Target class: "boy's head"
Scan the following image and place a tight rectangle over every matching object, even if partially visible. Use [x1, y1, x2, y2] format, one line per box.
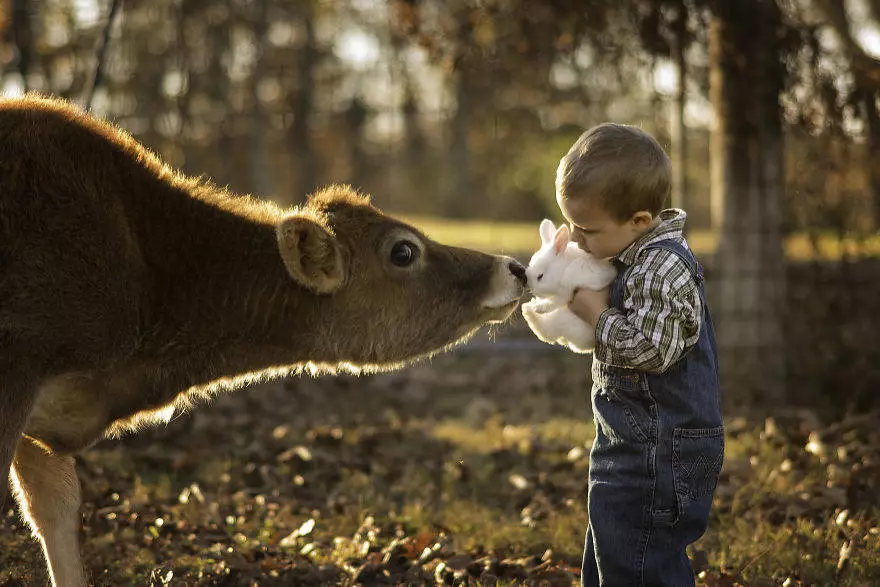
[555, 123, 671, 259]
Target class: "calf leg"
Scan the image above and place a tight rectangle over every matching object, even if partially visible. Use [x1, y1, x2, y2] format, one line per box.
[26, 373, 111, 454]
[1, 369, 39, 507]
[11, 436, 87, 587]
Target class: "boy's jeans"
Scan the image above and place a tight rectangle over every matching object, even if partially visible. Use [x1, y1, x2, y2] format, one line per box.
[581, 365, 725, 586]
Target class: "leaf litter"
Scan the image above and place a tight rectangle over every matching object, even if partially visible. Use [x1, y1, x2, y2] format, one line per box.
[0, 347, 878, 585]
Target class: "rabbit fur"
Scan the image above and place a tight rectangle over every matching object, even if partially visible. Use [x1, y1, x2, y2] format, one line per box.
[521, 219, 617, 353]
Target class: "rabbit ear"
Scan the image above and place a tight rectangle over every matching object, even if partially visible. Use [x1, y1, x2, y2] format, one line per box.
[553, 225, 570, 254]
[539, 219, 556, 244]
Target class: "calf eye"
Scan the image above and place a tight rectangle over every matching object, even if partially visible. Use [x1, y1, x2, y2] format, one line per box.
[537, 273, 544, 281]
[390, 240, 419, 267]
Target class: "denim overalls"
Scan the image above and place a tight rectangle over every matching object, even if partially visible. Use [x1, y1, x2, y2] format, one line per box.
[582, 239, 724, 587]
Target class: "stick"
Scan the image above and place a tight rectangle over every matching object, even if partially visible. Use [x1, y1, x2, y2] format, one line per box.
[84, 0, 124, 110]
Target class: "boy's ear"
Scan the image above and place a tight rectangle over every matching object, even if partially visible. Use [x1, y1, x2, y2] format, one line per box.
[539, 219, 556, 245]
[277, 215, 346, 294]
[631, 210, 654, 228]
[553, 225, 570, 255]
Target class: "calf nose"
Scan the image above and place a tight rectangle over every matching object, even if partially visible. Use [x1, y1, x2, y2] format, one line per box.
[508, 260, 527, 285]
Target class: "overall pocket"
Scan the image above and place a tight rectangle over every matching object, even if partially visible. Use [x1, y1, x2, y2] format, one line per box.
[672, 426, 725, 507]
[592, 367, 654, 444]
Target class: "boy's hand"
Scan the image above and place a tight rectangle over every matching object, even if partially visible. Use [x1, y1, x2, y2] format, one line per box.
[569, 287, 610, 329]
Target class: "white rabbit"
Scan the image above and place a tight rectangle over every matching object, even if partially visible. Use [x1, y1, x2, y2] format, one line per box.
[521, 219, 618, 353]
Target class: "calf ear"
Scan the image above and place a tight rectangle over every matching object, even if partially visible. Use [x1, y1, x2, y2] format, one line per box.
[277, 216, 346, 294]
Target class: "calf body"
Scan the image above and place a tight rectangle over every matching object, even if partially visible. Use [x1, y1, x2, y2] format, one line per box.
[0, 95, 525, 585]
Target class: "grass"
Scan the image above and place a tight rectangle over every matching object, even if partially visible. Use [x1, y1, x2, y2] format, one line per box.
[2, 349, 878, 585]
[401, 214, 880, 261]
[702, 415, 880, 584]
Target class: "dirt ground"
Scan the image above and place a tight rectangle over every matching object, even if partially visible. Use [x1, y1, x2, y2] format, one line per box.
[2, 324, 879, 586]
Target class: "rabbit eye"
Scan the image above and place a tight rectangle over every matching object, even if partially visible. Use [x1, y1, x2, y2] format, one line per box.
[537, 274, 544, 281]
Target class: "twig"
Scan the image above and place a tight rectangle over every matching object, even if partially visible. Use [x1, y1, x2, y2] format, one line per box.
[84, 0, 124, 110]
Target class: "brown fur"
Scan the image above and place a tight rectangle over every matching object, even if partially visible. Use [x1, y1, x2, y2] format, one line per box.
[0, 94, 525, 585]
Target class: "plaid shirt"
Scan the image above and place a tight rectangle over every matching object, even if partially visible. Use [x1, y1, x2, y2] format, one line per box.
[593, 209, 702, 373]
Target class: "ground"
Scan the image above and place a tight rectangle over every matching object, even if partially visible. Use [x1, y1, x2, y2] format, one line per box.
[1, 321, 879, 586]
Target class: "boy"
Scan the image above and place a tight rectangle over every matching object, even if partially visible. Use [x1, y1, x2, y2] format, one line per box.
[559, 123, 724, 586]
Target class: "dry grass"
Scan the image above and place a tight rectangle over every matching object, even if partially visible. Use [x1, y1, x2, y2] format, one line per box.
[2, 349, 878, 585]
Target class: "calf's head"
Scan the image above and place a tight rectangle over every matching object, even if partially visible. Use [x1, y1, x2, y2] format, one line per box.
[276, 185, 526, 367]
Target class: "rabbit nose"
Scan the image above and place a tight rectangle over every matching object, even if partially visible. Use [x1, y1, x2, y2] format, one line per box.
[508, 260, 527, 285]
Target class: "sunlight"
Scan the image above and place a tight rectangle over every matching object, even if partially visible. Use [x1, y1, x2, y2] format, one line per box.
[848, 0, 880, 57]
[856, 25, 880, 58]
[335, 28, 381, 70]
[653, 59, 678, 96]
[72, 0, 100, 26]
[2, 76, 24, 98]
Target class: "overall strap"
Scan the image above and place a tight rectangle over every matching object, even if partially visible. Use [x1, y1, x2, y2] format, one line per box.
[641, 238, 703, 284]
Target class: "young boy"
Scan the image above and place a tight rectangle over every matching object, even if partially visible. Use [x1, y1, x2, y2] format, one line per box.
[559, 123, 724, 586]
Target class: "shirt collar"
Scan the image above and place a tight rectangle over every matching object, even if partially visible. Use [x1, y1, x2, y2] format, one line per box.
[615, 208, 687, 266]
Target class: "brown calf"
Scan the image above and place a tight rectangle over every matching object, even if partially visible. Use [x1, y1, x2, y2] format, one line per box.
[0, 95, 526, 586]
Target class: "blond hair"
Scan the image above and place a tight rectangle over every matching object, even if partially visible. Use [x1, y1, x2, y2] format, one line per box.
[556, 123, 671, 222]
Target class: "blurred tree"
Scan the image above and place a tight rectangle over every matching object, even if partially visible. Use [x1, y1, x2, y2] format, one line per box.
[344, 95, 368, 191]
[3, 0, 877, 227]
[247, 0, 273, 199]
[449, 4, 477, 218]
[390, 0, 647, 218]
[813, 0, 880, 228]
[84, 0, 122, 109]
[636, 0, 697, 212]
[708, 0, 789, 402]
[10, 0, 31, 90]
[669, 0, 690, 213]
[289, 1, 317, 202]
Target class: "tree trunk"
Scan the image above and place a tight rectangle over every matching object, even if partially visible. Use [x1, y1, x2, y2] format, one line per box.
[289, 0, 318, 204]
[709, 0, 787, 403]
[174, 0, 193, 147]
[670, 1, 688, 215]
[669, 2, 689, 216]
[249, 0, 274, 199]
[11, 0, 32, 91]
[814, 0, 880, 228]
[867, 94, 880, 230]
[345, 97, 368, 188]
[448, 17, 476, 218]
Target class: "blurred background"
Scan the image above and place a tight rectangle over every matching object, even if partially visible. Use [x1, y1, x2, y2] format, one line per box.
[1, 0, 879, 411]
